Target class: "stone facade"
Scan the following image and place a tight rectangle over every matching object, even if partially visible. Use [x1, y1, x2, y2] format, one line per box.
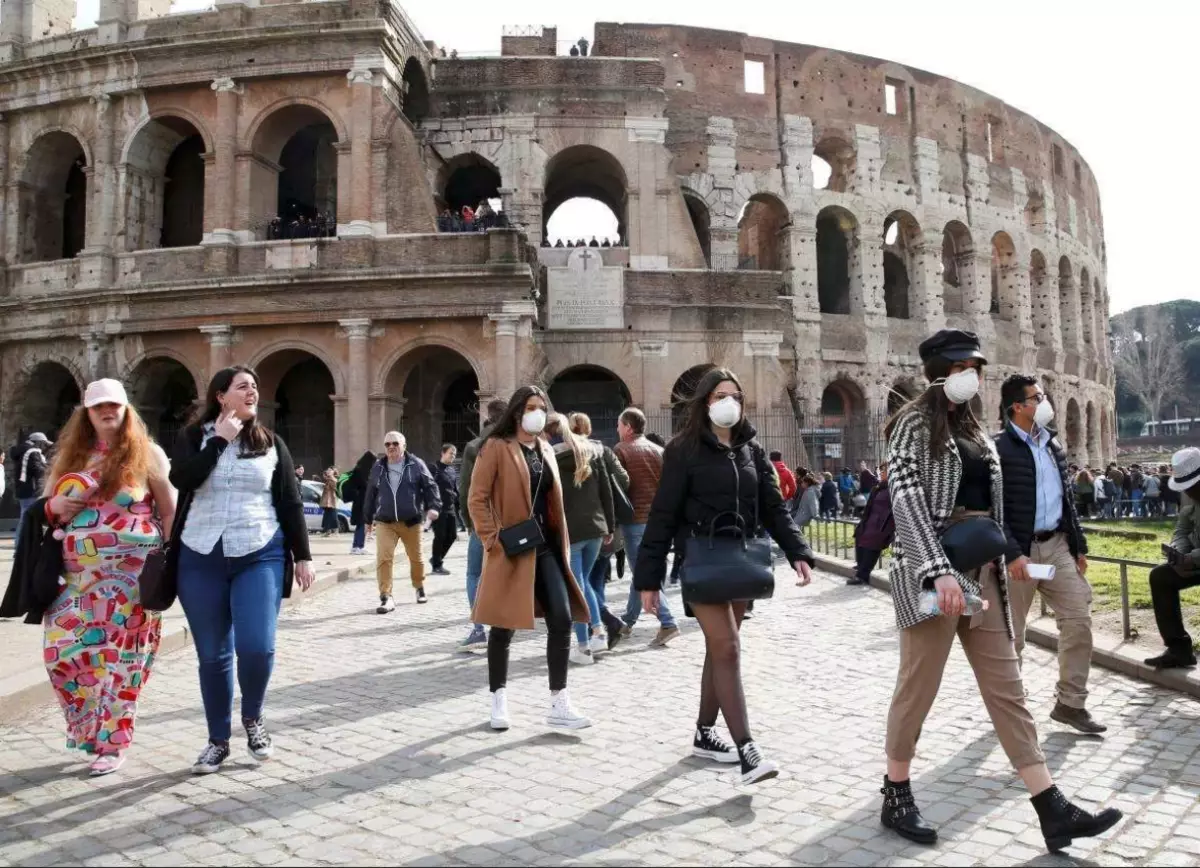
[0, 5, 1114, 476]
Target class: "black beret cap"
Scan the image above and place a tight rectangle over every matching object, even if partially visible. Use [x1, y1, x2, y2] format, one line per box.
[918, 329, 987, 364]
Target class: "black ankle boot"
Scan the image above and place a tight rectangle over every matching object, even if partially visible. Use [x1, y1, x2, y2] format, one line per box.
[880, 776, 937, 845]
[1031, 786, 1123, 852]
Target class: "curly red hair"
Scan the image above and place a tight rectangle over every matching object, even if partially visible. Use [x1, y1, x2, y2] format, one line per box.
[46, 404, 157, 501]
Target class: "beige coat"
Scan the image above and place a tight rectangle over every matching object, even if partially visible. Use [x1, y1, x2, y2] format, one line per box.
[468, 436, 589, 630]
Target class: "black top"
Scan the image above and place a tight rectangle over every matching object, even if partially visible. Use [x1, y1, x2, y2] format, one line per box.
[521, 442, 550, 526]
[993, 426, 1088, 560]
[954, 434, 992, 512]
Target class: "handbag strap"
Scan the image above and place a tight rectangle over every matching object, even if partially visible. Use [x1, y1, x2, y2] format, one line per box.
[525, 443, 543, 522]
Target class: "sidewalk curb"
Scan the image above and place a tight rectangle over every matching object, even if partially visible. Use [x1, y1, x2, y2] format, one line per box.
[0, 560, 375, 723]
[812, 553, 1200, 702]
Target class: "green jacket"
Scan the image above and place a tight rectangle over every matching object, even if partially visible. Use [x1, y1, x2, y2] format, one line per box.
[458, 423, 493, 533]
[1170, 501, 1200, 573]
[553, 441, 615, 544]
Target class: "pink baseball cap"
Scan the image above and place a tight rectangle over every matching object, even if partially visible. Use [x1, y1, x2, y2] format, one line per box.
[83, 378, 129, 408]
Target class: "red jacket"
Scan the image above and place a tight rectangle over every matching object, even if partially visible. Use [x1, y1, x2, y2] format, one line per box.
[773, 461, 797, 501]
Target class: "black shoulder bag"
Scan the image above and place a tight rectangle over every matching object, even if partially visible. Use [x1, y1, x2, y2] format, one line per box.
[498, 447, 546, 557]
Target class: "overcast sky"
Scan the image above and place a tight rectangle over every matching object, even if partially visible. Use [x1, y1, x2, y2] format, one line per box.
[71, 0, 1196, 314]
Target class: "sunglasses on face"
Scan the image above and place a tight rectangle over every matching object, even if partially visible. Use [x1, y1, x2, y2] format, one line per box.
[384, 442, 401, 447]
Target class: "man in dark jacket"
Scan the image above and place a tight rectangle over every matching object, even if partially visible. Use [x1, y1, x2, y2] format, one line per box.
[850, 462, 893, 586]
[430, 444, 459, 576]
[342, 450, 377, 555]
[457, 398, 508, 648]
[1145, 447, 1200, 669]
[362, 431, 441, 613]
[12, 432, 52, 516]
[996, 374, 1103, 734]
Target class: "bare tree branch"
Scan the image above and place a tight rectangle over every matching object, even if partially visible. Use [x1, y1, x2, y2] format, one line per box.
[1113, 309, 1186, 422]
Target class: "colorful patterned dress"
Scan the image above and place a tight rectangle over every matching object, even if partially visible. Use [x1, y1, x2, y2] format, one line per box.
[43, 452, 164, 756]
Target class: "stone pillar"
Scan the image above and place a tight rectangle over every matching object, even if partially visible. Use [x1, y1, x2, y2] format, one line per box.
[0, 0, 24, 61]
[626, 117, 670, 270]
[744, 332, 784, 409]
[97, 0, 129, 43]
[0, 113, 8, 273]
[368, 395, 405, 444]
[339, 318, 371, 462]
[205, 78, 241, 247]
[200, 324, 233, 379]
[332, 394, 349, 468]
[79, 93, 116, 289]
[914, 229, 946, 335]
[784, 224, 822, 420]
[634, 339, 669, 409]
[81, 331, 112, 380]
[489, 312, 519, 398]
[343, 59, 377, 237]
[706, 117, 738, 271]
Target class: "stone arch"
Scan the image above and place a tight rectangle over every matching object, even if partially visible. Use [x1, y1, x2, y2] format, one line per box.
[1079, 266, 1094, 351]
[817, 205, 859, 314]
[883, 210, 920, 320]
[737, 193, 789, 270]
[820, 377, 870, 475]
[11, 360, 84, 440]
[941, 220, 973, 315]
[124, 354, 202, 449]
[18, 130, 89, 263]
[120, 114, 208, 250]
[547, 365, 633, 445]
[248, 339, 347, 394]
[382, 344, 483, 460]
[373, 335, 490, 396]
[436, 152, 502, 215]
[681, 187, 712, 267]
[542, 144, 629, 245]
[401, 57, 431, 124]
[1058, 256, 1081, 351]
[1065, 396, 1083, 461]
[990, 231, 1019, 321]
[253, 347, 338, 473]
[812, 136, 855, 193]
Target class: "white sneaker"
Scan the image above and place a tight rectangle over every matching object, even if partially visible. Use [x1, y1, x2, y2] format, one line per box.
[589, 632, 608, 654]
[490, 689, 510, 731]
[546, 689, 592, 729]
[568, 647, 594, 666]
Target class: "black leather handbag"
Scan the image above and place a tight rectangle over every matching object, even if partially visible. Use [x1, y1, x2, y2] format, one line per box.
[680, 511, 776, 604]
[138, 491, 192, 612]
[499, 453, 546, 557]
[940, 515, 1007, 573]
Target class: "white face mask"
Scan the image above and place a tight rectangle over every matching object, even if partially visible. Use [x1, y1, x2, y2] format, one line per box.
[932, 368, 980, 405]
[1034, 397, 1055, 428]
[708, 396, 742, 429]
[521, 409, 547, 435]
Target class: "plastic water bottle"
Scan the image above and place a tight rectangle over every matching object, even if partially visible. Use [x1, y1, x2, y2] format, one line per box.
[919, 590, 986, 616]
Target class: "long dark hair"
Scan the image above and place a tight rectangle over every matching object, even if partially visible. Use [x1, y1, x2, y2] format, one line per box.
[191, 365, 273, 456]
[489, 385, 554, 440]
[884, 356, 985, 459]
[673, 367, 753, 450]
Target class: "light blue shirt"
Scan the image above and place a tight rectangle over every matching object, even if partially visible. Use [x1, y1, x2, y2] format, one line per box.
[1010, 422, 1063, 533]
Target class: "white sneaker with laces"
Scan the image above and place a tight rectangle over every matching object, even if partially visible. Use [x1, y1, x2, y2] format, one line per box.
[546, 689, 592, 729]
[490, 688, 510, 730]
[568, 646, 594, 666]
[589, 632, 608, 654]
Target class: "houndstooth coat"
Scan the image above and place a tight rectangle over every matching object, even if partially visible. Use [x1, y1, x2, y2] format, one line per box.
[886, 408, 1013, 638]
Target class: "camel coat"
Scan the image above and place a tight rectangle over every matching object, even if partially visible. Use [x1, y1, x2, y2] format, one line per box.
[468, 436, 589, 631]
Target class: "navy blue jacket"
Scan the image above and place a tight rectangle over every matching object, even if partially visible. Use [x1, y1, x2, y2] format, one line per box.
[363, 454, 441, 525]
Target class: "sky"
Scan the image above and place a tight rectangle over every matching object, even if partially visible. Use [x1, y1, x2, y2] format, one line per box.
[71, 0, 1198, 313]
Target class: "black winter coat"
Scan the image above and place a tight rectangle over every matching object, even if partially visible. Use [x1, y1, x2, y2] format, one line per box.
[343, 450, 377, 526]
[0, 498, 61, 623]
[994, 425, 1088, 562]
[634, 424, 813, 591]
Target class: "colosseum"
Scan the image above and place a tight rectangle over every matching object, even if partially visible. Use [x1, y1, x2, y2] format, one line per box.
[0, 0, 1115, 482]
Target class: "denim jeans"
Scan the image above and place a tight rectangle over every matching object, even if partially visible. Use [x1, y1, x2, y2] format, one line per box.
[352, 521, 367, 550]
[570, 537, 604, 645]
[1131, 489, 1144, 517]
[621, 523, 676, 628]
[18, 497, 37, 518]
[466, 532, 484, 628]
[177, 531, 286, 742]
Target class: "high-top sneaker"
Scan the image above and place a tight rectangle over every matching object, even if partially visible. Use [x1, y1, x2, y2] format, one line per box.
[1031, 786, 1123, 852]
[489, 688, 510, 731]
[244, 717, 274, 761]
[692, 725, 738, 763]
[546, 689, 592, 729]
[880, 776, 937, 844]
[736, 740, 779, 784]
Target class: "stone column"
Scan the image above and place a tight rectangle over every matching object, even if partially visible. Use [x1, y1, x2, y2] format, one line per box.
[78, 93, 116, 289]
[784, 224, 822, 419]
[489, 312, 519, 398]
[81, 331, 112, 380]
[343, 59, 377, 237]
[332, 395, 349, 468]
[0, 113, 8, 273]
[339, 318, 371, 462]
[206, 78, 241, 246]
[914, 229, 946, 335]
[200, 324, 233, 379]
[634, 339, 669, 409]
[96, 0, 128, 43]
[744, 332, 784, 409]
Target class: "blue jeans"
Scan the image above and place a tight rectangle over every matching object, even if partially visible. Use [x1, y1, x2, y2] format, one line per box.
[621, 523, 676, 628]
[466, 532, 484, 628]
[570, 537, 604, 645]
[177, 531, 286, 742]
[1131, 489, 1144, 517]
[352, 521, 367, 550]
[18, 497, 38, 517]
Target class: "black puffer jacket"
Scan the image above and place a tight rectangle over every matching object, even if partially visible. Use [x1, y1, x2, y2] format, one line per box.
[635, 423, 813, 590]
[994, 424, 1087, 562]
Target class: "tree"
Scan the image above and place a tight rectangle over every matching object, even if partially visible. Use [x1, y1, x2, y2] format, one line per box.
[1112, 308, 1187, 423]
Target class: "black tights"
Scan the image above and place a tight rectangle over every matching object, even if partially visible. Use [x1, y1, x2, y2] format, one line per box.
[693, 601, 750, 742]
[488, 548, 572, 693]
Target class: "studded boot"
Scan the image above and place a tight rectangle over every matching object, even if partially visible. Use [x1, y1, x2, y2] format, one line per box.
[880, 776, 937, 845]
[1031, 786, 1123, 852]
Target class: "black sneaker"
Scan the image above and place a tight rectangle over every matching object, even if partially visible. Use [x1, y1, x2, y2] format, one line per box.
[736, 740, 779, 784]
[1144, 650, 1197, 669]
[244, 718, 273, 761]
[432, 567, 451, 576]
[692, 726, 739, 763]
[416, 587, 428, 604]
[192, 741, 231, 775]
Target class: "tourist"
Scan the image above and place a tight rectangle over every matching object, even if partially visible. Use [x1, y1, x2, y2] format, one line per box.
[850, 461, 893, 587]
[170, 365, 315, 775]
[791, 473, 822, 532]
[819, 472, 839, 519]
[879, 330, 1121, 851]
[614, 407, 679, 646]
[362, 432, 441, 611]
[294, 464, 305, 482]
[1160, 464, 1180, 518]
[1144, 470, 1162, 518]
[636, 367, 814, 783]
[1130, 464, 1146, 517]
[995, 375, 1104, 734]
[467, 386, 592, 730]
[14, 431, 52, 517]
[838, 467, 857, 516]
[1093, 467, 1108, 518]
[320, 466, 339, 536]
[430, 444, 459, 576]
[1144, 447, 1200, 669]
[770, 451, 797, 504]
[38, 380, 174, 776]
[341, 450, 377, 555]
[457, 399, 508, 648]
[1074, 468, 1095, 519]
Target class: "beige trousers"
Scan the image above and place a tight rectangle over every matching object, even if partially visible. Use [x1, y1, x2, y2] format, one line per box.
[1008, 532, 1093, 709]
[886, 565, 1045, 770]
[376, 521, 425, 595]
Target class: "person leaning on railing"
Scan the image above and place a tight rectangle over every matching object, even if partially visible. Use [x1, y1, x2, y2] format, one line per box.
[1144, 447, 1200, 670]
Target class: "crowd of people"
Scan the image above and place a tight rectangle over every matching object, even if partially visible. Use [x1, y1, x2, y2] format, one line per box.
[1072, 461, 1184, 519]
[7, 325, 1200, 856]
[541, 236, 621, 249]
[438, 202, 510, 233]
[264, 211, 337, 240]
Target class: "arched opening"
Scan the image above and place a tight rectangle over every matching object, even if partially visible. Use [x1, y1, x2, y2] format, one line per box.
[122, 117, 207, 251]
[941, 221, 973, 315]
[256, 351, 336, 473]
[817, 206, 858, 314]
[1065, 397, 1083, 461]
[251, 105, 339, 239]
[1058, 256, 1080, 350]
[401, 58, 430, 125]
[819, 379, 870, 474]
[1086, 401, 1099, 467]
[883, 211, 919, 319]
[887, 378, 921, 414]
[813, 137, 855, 193]
[383, 346, 481, 461]
[737, 194, 788, 270]
[990, 232, 1019, 320]
[126, 357, 199, 449]
[547, 365, 632, 445]
[437, 153, 502, 221]
[15, 361, 82, 438]
[671, 364, 717, 429]
[1079, 267, 1094, 350]
[1024, 191, 1045, 235]
[19, 131, 88, 262]
[543, 145, 628, 247]
[682, 190, 712, 266]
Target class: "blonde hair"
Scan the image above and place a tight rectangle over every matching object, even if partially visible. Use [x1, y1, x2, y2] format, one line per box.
[549, 413, 593, 487]
[569, 412, 593, 437]
[47, 403, 157, 501]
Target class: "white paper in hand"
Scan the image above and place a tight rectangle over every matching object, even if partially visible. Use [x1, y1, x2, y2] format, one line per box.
[1027, 563, 1056, 581]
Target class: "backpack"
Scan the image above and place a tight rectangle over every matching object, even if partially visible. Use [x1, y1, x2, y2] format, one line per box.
[335, 471, 353, 501]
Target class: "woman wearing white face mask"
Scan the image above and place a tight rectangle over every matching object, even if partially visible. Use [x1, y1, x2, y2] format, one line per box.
[878, 330, 1121, 853]
[468, 385, 593, 731]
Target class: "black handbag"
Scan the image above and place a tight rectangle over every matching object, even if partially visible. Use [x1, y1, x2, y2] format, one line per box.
[940, 515, 1007, 573]
[680, 508, 776, 605]
[499, 451, 546, 557]
[139, 490, 192, 612]
[610, 470, 636, 526]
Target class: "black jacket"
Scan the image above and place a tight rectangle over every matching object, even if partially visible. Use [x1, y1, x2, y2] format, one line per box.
[343, 450, 377, 526]
[362, 453, 441, 526]
[432, 461, 460, 513]
[169, 424, 312, 597]
[0, 498, 62, 624]
[994, 424, 1088, 562]
[635, 424, 814, 590]
[12, 440, 48, 500]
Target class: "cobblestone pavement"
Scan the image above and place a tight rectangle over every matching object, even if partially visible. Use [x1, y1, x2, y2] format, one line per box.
[2, 538, 1200, 867]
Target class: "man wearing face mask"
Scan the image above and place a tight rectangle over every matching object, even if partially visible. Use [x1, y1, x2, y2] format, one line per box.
[994, 374, 1102, 735]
